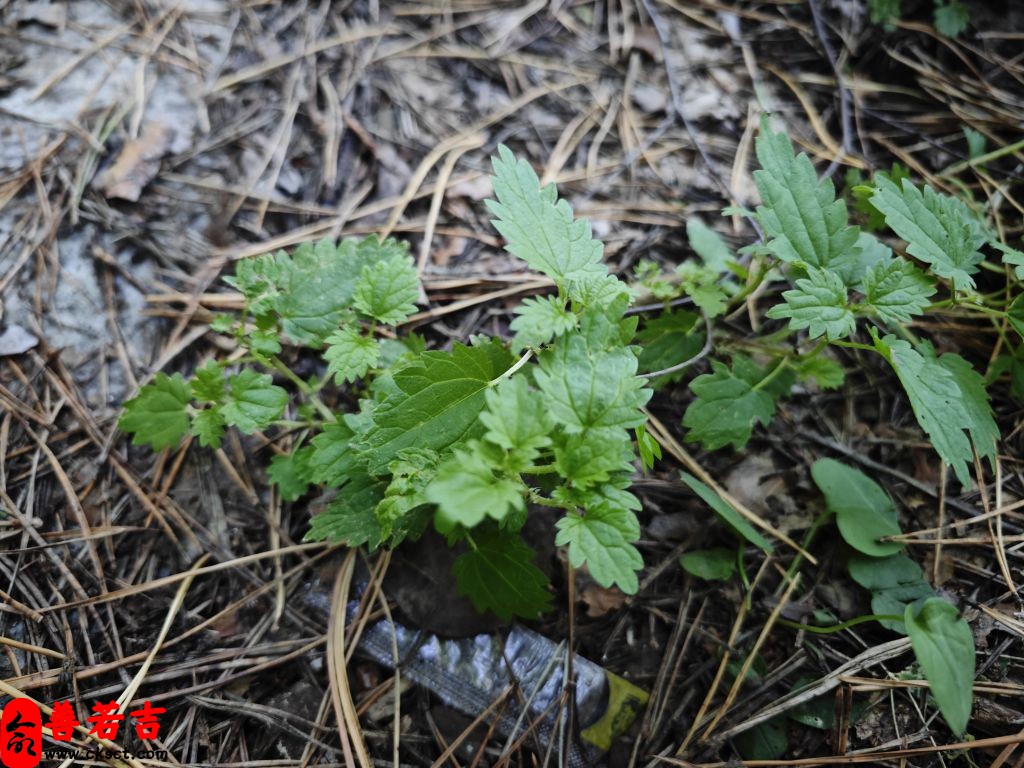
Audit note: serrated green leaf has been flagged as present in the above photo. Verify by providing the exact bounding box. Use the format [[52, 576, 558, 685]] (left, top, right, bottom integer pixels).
[[487, 145, 612, 302], [680, 548, 736, 581], [308, 421, 358, 486], [754, 117, 861, 272], [767, 267, 856, 339], [376, 448, 439, 542], [848, 553, 934, 632], [268, 446, 315, 502], [352, 251, 420, 324], [795, 355, 845, 390], [453, 528, 553, 621], [680, 472, 772, 551], [304, 475, 386, 548], [358, 341, 512, 474], [874, 334, 995, 484], [555, 506, 642, 592], [191, 361, 225, 403], [992, 241, 1024, 281], [861, 258, 936, 324], [190, 408, 225, 449], [534, 329, 651, 433], [119, 373, 191, 450], [552, 428, 633, 489], [870, 177, 985, 291], [905, 598, 974, 734], [682, 359, 776, 450], [324, 326, 380, 384], [811, 458, 903, 557], [479, 375, 553, 459], [425, 443, 526, 533], [220, 370, 287, 433], [509, 295, 578, 350]]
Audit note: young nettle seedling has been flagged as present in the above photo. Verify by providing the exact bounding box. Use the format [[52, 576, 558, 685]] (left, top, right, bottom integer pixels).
[[122, 121, 1018, 736]]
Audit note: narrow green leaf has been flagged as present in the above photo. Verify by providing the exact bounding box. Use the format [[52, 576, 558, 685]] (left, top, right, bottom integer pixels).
[[905, 598, 974, 734], [680, 472, 771, 551]]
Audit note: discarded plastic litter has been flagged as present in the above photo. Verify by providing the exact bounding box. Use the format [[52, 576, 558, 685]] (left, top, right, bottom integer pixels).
[[350, 596, 648, 766]]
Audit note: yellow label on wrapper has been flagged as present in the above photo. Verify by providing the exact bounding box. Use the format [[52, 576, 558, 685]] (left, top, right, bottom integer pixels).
[[580, 672, 650, 752]]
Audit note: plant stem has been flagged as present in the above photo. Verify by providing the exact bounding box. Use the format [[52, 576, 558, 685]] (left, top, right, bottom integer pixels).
[[270, 357, 335, 421], [490, 350, 534, 386]]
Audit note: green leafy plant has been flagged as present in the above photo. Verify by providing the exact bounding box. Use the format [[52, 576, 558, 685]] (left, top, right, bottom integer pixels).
[[120, 119, 1014, 736], [868, 0, 971, 37]]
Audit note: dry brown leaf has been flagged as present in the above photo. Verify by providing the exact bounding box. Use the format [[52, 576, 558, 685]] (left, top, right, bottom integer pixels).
[[97, 122, 173, 201]]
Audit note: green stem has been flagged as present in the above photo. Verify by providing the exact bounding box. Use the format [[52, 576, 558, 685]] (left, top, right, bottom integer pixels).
[[270, 357, 335, 421], [490, 350, 534, 386], [752, 358, 791, 392], [778, 614, 904, 635], [528, 490, 568, 509]]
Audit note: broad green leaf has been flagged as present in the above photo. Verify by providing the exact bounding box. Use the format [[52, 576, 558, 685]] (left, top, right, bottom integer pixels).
[[937, 351, 999, 467], [682, 359, 776, 450], [453, 528, 553, 621], [870, 177, 986, 291], [795, 355, 845, 390], [933, 1, 969, 37], [552, 429, 634, 489], [220, 370, 287, 433], [534, 330, 652, 434], [686, 218, 733, 273], [304, 475, 387, 548], [905, 598, 975, 734], [753, 117, 861, 272], [359, 341, 512, 474], [191, 361, 225, 403], [479, 376, 553, 459], [810, 458, 903, 556], [555, 506, 643, 592], [766, 267, 855, 339], [734, 717, 788, 761], [509, 295, 578, 350], [680, 472, 771, 552], [425, 444, 526, 533], [324, 326, 380, 384], [487, 145, 610, 301], [861, 258, 936, 324], [874, 334, 995, 484], [680, 548, 736, 581], [267, 237, 399, 345], [119, 373, 191, 450], [848, 553, 934, 632], [190, 408, 225, 449], [268, 446, 315, 502], [552, 481, 642, 517], [352, 251, 420, 324], [636, 310, 704, 386], [308, 421, 358, 485]]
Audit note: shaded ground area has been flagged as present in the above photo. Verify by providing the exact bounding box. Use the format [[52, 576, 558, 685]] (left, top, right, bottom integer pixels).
[[0, 1, 1022, 766]]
